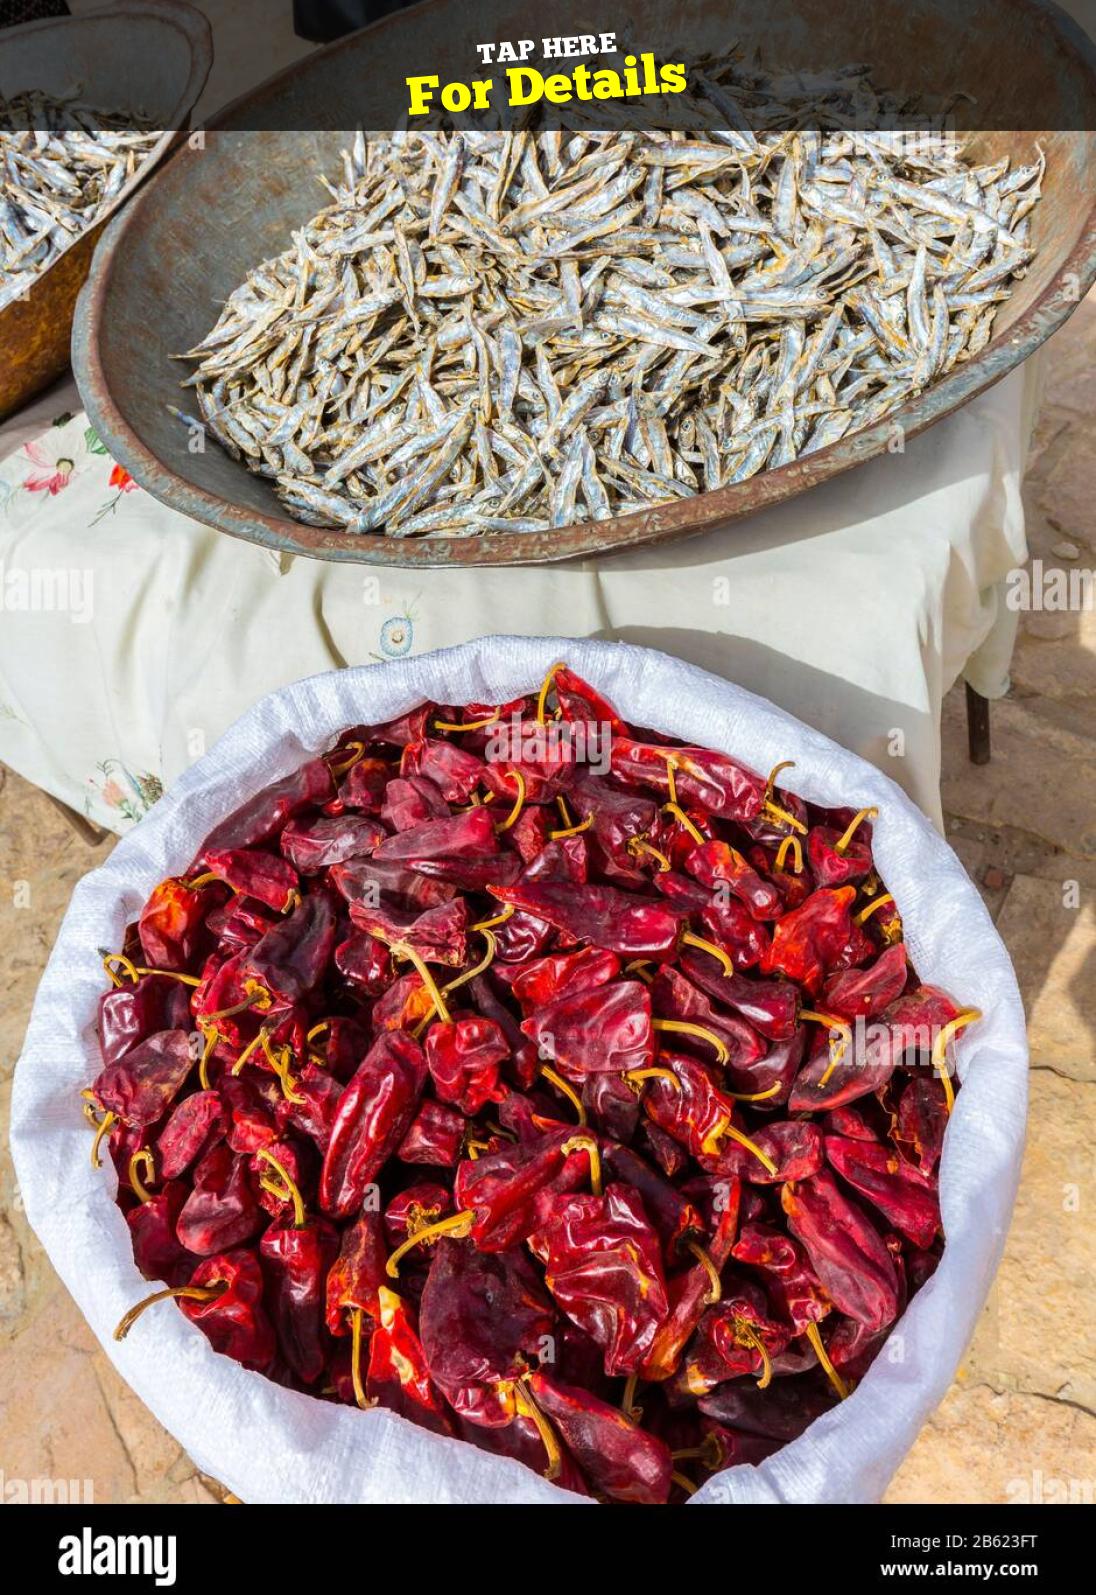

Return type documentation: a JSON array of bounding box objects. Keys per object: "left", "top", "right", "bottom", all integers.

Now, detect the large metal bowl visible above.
[
  {"left": 73, "top": 0, "right": 1096, "bottom": 567},
  {"left": 0, "top": 0, "right": 212, "bottom": 421}
]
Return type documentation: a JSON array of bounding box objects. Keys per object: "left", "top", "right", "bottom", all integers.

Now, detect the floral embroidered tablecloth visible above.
[{"left": 0, "top": 360, "right": 1040, "bottom": 835}]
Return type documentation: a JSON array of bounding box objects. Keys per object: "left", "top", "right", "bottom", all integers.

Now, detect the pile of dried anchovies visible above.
[
  {"left": 179, "top": 70, "right": 1043, "bottom": 539},
  {"left": 0, "top": 91, "right": 160, "bottom": 312}
]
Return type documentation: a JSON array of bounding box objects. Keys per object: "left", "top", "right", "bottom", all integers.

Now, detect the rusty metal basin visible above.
[
  {"left": 0, "top": 0, "right": 211, "bottom": 421},
  {"left": 72, "top": 0, "right": 1096, "bottom": 567}
]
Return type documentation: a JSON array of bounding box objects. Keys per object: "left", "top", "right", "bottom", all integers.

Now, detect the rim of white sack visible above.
[{"left": 10, "top": 635, "right": 1030, "bottom": 1505}]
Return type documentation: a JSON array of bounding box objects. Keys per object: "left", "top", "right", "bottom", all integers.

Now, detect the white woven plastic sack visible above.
[{"left": 12, "top": 636, "right": 1028, "bottom": 1504}]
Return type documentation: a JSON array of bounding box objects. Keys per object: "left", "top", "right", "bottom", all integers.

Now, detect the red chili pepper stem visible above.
[
  {"left": 855, "top": 892, "right": 896, "bottom": 926},
  {"left": 728, "top": 1081, "right": 782, "bottom": 1103},
  {"left": 512, "top": 1374, "right": 563, "bottom": 1481},
  {"left": 624, "top": 1067, "right": 682, "bottom": 1093},
  {"left": 834, "top": 807, "right": 878, "bottom": 856},
  {"left": 734, "top": 1317, "right": 773, "bottom": 1389},
  {"left": 90, "top": 1110, "right": 117, "bottom": 1170},
  {"left": 114, "top": 1282, "right": 227, "bottom": 1342},
  {"left": 434, "top": 713, "right": 501, "bottom": 733},
  {"left": 805, "top": 1320, "right": 850, "bottom": 1400},
  {"left": 628, "top": 836, "right": 672, "bottom": 873},
  {"left": 536, "top": 661, "right": 566, "bottom": 725},
  {"left": 930, "top": 1009, "right": 982, "bottom": 1114},
  {"left": 651, "top": 1018, "right": 729, "bottom": 1064},
  {"left": 366, "top": 930, "right": 452, "bottom": 1025},
  {"left": 759, "top": 761, "right": 807, "bottom": 834},
  {"left": 102, "top": 952, "right": 202, "bottom": 989},
  {"left": 662, "top": 801, "right": 705, "bottom": 846},
  {"left": 204, "top": 982, "right": 272, "bottom": 1023},
  {"left": 184, "top": 871, "right": 222, "bottom": 891},
  {"left": 679, "top": 931, "right": 735, "bottom": 976},
  {"left": 440, "top": 929, "right": 498, "bottom": 1000},
  {"left": 673, "top": 1433, "right": 724, "bottom": 1471},
  {"left": 799, "top": 1010, "right": 853, "bottom": 1087},
  {"left": 327, "top": 740, "right": 367, "bottom": 778},
  {"left": 385, "top": 1210, "right": 474, "bottom": 1278},
  {"left": 684, "top": 1240, "right": 722, "bottom": 1305},
  {"left": 561, "top": 1132, "right": 603, "bottom": 1196},
  {"left": 494, "top": 770, "right": 527, "bottom": 834},
  {"left": 128, "top": 1149, "right": 156, "bottom": 1203},
  {"left": 775, "top": 835, "right": 803, "bottom": 874},
  {"left": 469, "top": 904, "right": 515, "bottom": 933},
  {"left": 196, "top": 1024, "right": 220, "bottom": 1090},
  {"left": 671, "top": 1470, "right": 698, "bottom": 1496},
  {"left": 261, "top": 1032, "right": 306, "bottom": 1105},
  {"left": 540, "top": 1065, "right": 587, "bottom": 1124},
  {"left": 703, "top": 1118, "right": 779, "bottom": 1178},
  {"left": 620, "top": 1371, "right": 643, "bottom": 1424},
  {"left": 550, "top": 813, "right": 594, "bottom": 841},
  {"left": 349, "top": 1306, "right": 373, "bottom": 1409},
  {"left": 255, "top": 1147, "right": 306, "bottom": 1228}
]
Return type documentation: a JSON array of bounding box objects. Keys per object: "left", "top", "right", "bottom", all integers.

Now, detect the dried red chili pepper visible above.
[
  {"left": 244, "top": 892, "right": 338, "bottom": 1002},
  {"left": 807, "top": 813, "right": 876, "bottom": 887},
  {"left": 521, "top": 980, "right": 654, "bottom": 1083},
  {"left": 196, "top": 759, "right": 336, "bottom": 859},
  {"left": 504, "top": 945, "right": 621, "bottom": 1012},
  {"left": 610, "top": 738, "right": 767, "bottom": 823},
  {"left": 821, "top": 943, "right": 908, "bottom": 1020},
  {"left": 320, "top": 1031, "right": 428, "bottom": 1219},
  {"left": 762, "top": 886, "right": 858, "bottom": 995},
  {"left": 126, "top": 1175, "right": 196, "bottom": 1288},
  {"left": 679, "top": 950, "right": 800, "bottom": 1040},
  {"left": 529, "top": 1184, "right": 669, "bottom": 1375},
  {"left": 98, "top": 975, "right": 192, "bottom": 1071},
  {"left": 676, "top": 1278, "right": 791, "bottom": 1396},
  {"left": 490, "top": 880, "right": 682, "bottom": 960},
  {"left": 260, "top": 1207, "right": 340, "bottom": 1385},
  {"left": 894, "top": 1075, "right": 949, "bottom": 1175},
  {"left": 642, "top": 1180, "right": 741, "bottom": 1382},
  {"left": 138, "top": 879, "right": 211, "bottom": 972},
  {"left": 527, "top": 1370, "right": 672, "bottom": 1504},
  {"left": 175, "top": 1143, "right": 264, "bottom": 1256},
  {"left": 280, "top": 813, "right": 385, "bottom": 873},
  {"left": 781, "top": 1171, "right": 900, "bottom": 1330},
  {"left": 366, "top": 1287, "right": 452, "bottom": 1434},
  {"left": 425, "top": 1015, "right": 509, "bottom": 1116},
  {"left": 200, "top": 849, "right": 300, "bottom": 912},
  {"left": 375, "top": 805, "right": 498, "bottom": 862},
  {"left": 156, "top": 1090, "right": 227, "bottom": 1179},
  {"left": 824, "top": 1134, "right": 941, "bottom": 1249},
  {"left": 419, "top": 1238, "right": 554, "bottom": 1394},
  {"left": 91, "top": 1029, "right": 194, "bottom": 1128},
  {"left": 396, "top": 1099, "right": 465, "bottom": 1166}
]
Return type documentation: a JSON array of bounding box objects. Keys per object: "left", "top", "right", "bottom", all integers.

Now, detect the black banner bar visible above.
[{"left": 2, "top": 0, "right": 1095, "bottom": 133}]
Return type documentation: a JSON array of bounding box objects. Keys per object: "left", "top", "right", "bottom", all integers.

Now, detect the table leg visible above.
[
  {"left": 44, "top": 792, "right": 110, "bottom": 847},
  {"left": 965, "top": 682, "right": 992, "bottom": 766}
]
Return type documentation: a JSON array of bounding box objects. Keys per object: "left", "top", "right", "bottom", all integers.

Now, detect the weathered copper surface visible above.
[
  {"left": 72, "top": 0, "right": 1096, "bottom": 567},
  {"left": 0, "top": 0, "right": 211, "bottom": 421}
]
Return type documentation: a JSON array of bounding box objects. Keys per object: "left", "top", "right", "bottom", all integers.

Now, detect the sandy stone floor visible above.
[{"left": 1, "top": 299, "right": 1094, "bottom": 1504}]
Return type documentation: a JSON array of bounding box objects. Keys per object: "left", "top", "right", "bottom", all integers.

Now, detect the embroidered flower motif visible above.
[
  {"left": 88, "top": 761, "right": 163, "bottom": 827},
  {"left": 22, "top": 437, "right": 76, "bottom": 495}
]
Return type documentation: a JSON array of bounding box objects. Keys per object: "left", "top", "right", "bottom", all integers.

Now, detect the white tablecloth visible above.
[{"left": 0, "top": 361, "right": 1039, "bottom": 834}]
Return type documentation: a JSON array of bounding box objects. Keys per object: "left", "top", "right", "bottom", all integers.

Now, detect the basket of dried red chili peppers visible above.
[{"left": 11, "top": 642, "right": 1028, "bottom": 1503}]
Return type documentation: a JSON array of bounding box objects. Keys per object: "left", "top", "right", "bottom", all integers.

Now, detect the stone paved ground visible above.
[{"left": 1, "top": 300, "right": 1093, "bottom": 1505}]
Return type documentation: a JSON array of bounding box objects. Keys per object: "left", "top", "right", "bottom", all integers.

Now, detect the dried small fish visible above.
[
  {"left": 180, "top": 61, "right": 1042, "bottom": 540},
  {"left": 0, "top": 90, "right": 160, "bottom": 311}
]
